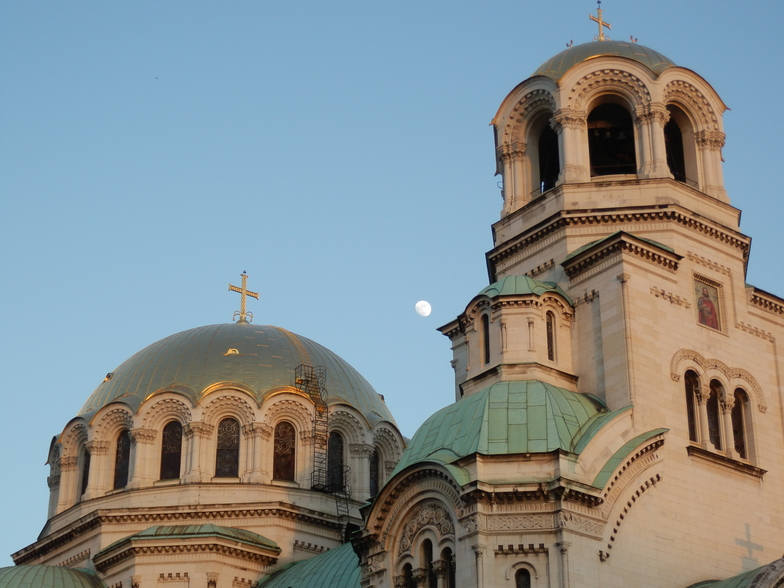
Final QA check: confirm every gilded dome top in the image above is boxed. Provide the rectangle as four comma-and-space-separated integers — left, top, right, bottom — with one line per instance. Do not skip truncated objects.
78, 322, 394, 424
533, 40, 675, 81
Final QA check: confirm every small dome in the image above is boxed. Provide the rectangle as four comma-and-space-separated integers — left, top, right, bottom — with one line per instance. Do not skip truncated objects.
79, 323, 393, 424
0, 565, 106, 588
477, 276, 571, 303
533, 40, 675, 81
390, 380, 616, 483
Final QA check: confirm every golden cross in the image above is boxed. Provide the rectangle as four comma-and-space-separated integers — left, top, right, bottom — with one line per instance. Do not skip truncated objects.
228, 271, 259, 323
589, 0, 611, 41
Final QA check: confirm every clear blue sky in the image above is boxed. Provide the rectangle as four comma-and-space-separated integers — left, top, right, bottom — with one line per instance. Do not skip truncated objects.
1, 0, 783, 565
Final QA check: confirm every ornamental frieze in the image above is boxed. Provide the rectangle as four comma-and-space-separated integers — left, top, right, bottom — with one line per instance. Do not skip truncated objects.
398, 503, 455, 555
485, 514, 553, 531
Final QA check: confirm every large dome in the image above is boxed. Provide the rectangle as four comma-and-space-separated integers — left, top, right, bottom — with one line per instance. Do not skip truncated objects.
78, 322, 394, 424
532, 40, 675, 81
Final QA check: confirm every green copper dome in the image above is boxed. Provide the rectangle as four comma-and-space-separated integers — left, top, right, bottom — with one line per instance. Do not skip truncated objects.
390, 380, 617, 484
78, 322, 394, 424
0, 565, 106, 588
477, 275, 572, 303
533, 40, 675, 81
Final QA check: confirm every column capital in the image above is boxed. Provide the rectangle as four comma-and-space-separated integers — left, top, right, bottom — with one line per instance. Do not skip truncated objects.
185, 422, 214, 439
551, 108, 586, 130
86, 440, 110, 455
59, 456, 78, 471
432, 560, 448, 579
130, 428, 157, 445
496, 141, 526, 163
350, 443, 376, 458
412, 568, 428, 587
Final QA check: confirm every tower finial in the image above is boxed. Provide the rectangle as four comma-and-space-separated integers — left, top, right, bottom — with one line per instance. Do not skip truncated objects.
229, 271, 259, 323
590, 0, 611, 41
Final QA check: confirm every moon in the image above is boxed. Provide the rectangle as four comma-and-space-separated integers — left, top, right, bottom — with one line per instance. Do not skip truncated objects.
415, 300, 432, 317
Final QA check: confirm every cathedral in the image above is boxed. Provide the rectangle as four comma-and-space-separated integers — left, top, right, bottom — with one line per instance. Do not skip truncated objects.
3, 11, 784, 588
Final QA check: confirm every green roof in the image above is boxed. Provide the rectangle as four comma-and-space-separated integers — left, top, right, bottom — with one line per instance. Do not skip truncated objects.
0, 565, 106, 588
563, 232, 675, 264
390, 381, 624, 483
77, 323, 393, 424
477, 276, 572, 305
256, 542, 360, 588
533, 40, 675, 81
96, 524, 280, 560
694, 562, 779, 588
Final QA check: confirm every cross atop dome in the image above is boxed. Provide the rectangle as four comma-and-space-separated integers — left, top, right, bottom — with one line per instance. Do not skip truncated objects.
229, 271, 259, 323
590, 0, 611, 41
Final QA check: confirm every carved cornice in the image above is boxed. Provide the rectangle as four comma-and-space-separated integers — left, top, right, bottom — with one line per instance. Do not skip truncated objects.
686, 446, 767, 478
489, 208, 750, 278
86, 440, 110, 455
525, 259, 555, 278
293, 540, 329, 554
561, 233, 681, 279
57, 548, 90, 567
95, 542, 278, 573
650, 287, 691, 308
494, 543, 547, 555
749, 289, 784, 317
13, 506, 340, 565
695, 129, 726, 150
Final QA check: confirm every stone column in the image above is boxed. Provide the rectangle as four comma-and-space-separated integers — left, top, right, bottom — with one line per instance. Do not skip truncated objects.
83, 440, 110, 500
412, 568, 428, 588
636, 105, 671, 178
46, 471, 61, 520
128, 428, 157, 488
696, 130, 727, 200
350, 443, 375, 499
472, 545, 485, 588
433, 560, 448, 588
497, 142, 527, 213
552, 109, 589, 184
697, 384, 711, 450
184, 422, 213, 483
556, 541, 571, 588
243, 423, 270, 483
721, 396, 737, 459
55, 456, 78, 514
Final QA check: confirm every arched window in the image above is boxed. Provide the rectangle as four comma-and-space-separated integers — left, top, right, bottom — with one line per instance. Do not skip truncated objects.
588, 103, 636, 176
369, 447, 380, 497
665, 104, 699, 187
401, 563, 414, 588
481, 314, 491, 365
707, 381, 723, 451
273, 421, 296, 481
684, 370, 700, 442
159, 421, 183, 480
516, 568, 532, 588
420, 539, 435, 588
440, 547, 456, 588
546, 311, 556, 362
732, 389, 749, 460
327, 431, 344, 492
538, 123, 560, 193
215, 417, 240, 478
113, 430, 131, 489
80, 447, 91, 497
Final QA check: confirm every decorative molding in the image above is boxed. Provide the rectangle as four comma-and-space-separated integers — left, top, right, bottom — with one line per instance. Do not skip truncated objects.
202, 394, 256, 426
503, 89, 557, 142
669, 349, 768, 413
557, 511, 604, 538
57, 549, 90, 567
96, 542, 277, 573
486, 514, 552, 531
736, 321, 775, 342
85, 440, 110, 455
398, 502, 455, 555
129, 428, 156, 445
650, 287, 691, 308
599, 443, 664, 516
489, 209, 750, 277
562, 233, 681, 279
293, 540, 329, 554
663, 80, 719, 131
232, 577, 255, 588
749, 290, 784, 317
141, 398, 192, 429
525, 259, 555, 278
93, 408, 134, 442
686, 446, 767, 478
184, 422, 214, 439
598, 474, 661, 562
494, 543, 547, 556
686, 252, 731, 276
573, 290, 599, 307
570, 70, 651, 111
158, 573, 189, 583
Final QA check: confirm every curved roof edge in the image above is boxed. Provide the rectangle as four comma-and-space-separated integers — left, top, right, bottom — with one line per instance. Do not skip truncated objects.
477, 275, 572, 305
0, 565, 106, 588
256, 542, 360, 588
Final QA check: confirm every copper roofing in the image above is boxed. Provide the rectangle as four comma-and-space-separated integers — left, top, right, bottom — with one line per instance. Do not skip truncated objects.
78, 322, 394, 424
477, 275, 572, 304
256, 542, 360, 588
389, 380, 620, 484
533, 40, 675, 81
0, 565, 106, 588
